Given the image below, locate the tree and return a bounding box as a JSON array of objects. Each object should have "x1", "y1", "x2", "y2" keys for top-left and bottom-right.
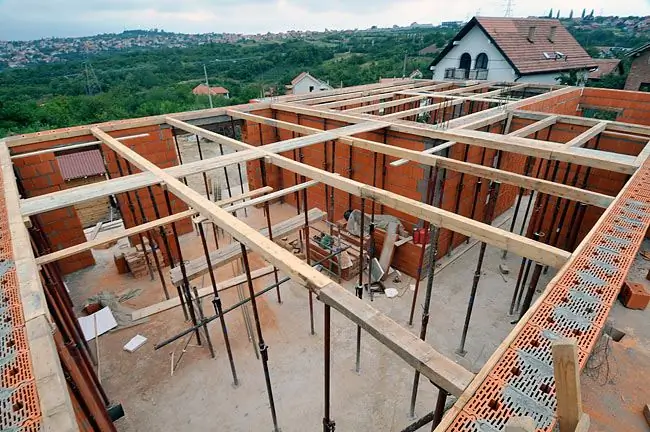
[
  {"x1": 556, "y1": 10, "x2": 560, "y2": 19},
  {"x1": 581, "y1": 9, "x2": 586, "y2": 19},
  {"x1": 548, "y1": 8, "x2": 553, "y2": 18},
  {"x1": 569, "y1": 10, "x2": 574, "y2": 19},
  {"x1": 589, "y1": 9, "x2": 594, "y2": 18}
]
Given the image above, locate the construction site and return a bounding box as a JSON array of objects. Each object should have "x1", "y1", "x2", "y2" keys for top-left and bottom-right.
[{"x1": 2, "y1": 78, "x2": 650, "y2": 432}]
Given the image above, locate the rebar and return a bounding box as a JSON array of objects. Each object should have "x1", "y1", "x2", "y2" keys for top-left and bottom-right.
[
  {"x1": 323, "y1": 303, "x2": 335, "y2": 432},
  {"x1": 302, "y1": 176, "x2": 315, "y2": 335},
  {"x1": 355, "y1": 197, "x2": 365, "y2": 373},
  {"x1": 195, "y1": 135, "x2": 220, "y2": 248}
]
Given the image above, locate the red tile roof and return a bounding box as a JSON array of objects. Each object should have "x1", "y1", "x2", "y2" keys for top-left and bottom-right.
[
  {"x1": 192, "y1": 84, "x2": 229, "y2": 96},
  {"x1": 588, "y1": 59, "x2": 622, "y2": 79},
  {"x1": 432, "y1": 17, "x2": 598, "y2": 76},
  {"x1": 476, "y1": 17, "x2": 597, "y2": 74},
  {"x1": 56, "y1": 149, "x2": 106, "y2": 180}
]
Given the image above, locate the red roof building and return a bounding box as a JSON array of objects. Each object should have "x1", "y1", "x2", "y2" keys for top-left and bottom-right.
[
  {"x1": 192, "y1": 84, "x2": 230, "y2": 98},
  {"x1": 55, "y1": 149, "x2": 106, "y2": 181}
]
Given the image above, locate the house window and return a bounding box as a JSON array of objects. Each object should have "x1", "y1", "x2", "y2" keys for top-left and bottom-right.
[
  {"x1": 309, "y1": 85, "x2": 315, "y2": 92},
  {"x1": 459, "y1": 53, "x2": 472, "y2": 79},
  {"x1": 475, "y1": 53, "x2": 488, "y2": 70}
]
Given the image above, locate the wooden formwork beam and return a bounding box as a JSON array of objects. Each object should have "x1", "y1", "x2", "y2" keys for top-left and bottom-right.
[
  {"x1": 90, "y1": 126, "x2": 474, "y2": 397},
  {"x1": 563, "y1": 122, "x2": 607, "y2": 148},
  {"x1": 229, "y1": 110, "x2": 613, "y2": 208}
]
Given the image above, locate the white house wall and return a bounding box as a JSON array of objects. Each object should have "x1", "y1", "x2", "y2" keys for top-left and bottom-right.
[
  {"x1": 431, "y1": 25, "x2": 584, "y2": 85},
  {"x1": 431, "y1": 26, "x2": 515, "y2": 82},
  {"x1": 292, "y1": 76, "x2": 332, "y2": 95}
]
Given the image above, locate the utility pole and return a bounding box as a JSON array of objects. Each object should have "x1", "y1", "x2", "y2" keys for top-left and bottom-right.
[{"x1": 203, "y1": 64, "x2": 213, "y2": 109}]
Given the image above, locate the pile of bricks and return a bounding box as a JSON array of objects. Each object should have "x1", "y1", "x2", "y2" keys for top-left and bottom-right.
[{"x1": 124, "y1": 247, "x2": 162, "y2": 279}]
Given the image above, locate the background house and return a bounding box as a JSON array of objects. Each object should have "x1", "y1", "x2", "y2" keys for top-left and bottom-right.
[
  {"x1": 588, "y1": 58, "x2": 624, "y2": 82},
  {"x1": 286, "y1": 72, "x2": 332, "y2": 95},
  {"x1": 192, "y1": 84, "x2": 230, "y2": 98},
  {"x1": 624, "y1": 43, "x2": 650, "y2": 91},
  {"x1": 429, "y1": 17, "x2": 597, "y2": 84}
]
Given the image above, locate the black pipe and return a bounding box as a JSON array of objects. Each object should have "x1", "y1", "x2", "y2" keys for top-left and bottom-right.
[
  {"x1": 431, "y1": 388, "x2": 449, "y2": 431},
  {"x1": 192, "y1": 285, "x2": 215, "y2": 358},
  {"x1": 447, "y1": 143, "x2": 470, "y2": 255},
  {"x1": 302, "y1": 176, "x2": 315, "y2": 336},
  {"x1": 195, "y1": 135, "x2": 220, "y2": 248},
  {"x1": 163, "y1": 189, "x2": 202, "y2": 346},
  {"x1": 322, "y1": 304, "x2": 335, "y2": 432},
  {"x1": 517, "y1": 261, "x2": 544, "y2": 320},
  {"x1": 197, "y1": 222, "x2": 239, "y2": 386},
  {"x1": 408, "y1": 225, "x2": 441, "y2": 417},
  {"x1": 240, "y1": 243, "x2": 280, "y2": 432},
  {"x1": 356, "y1": 197, "x2": 366, "y2": 373},
  {"x1": 171, "y1": 127, "x2": 189, "y2": 187},
  {"x1": 154, "y1": 248, "x2": 348, "y2": 349},
  {"x1": 456, "y1": 182, "x2": 501, "y2": 356},
  {"x1": 502, "y1": 155, "x2": 534, "y2": 259},
  {"x1": 230, "y1": 117, "x2": 248, "y2": 216}
]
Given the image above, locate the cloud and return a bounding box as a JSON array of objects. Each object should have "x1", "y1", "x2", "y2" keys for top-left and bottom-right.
[{"x1": 1, "y1": 0, "x2": 649, "y2": 40}]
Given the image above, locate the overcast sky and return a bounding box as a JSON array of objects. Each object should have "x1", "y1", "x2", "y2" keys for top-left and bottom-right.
[{"x1": 1, "y1": 0, "x2": 649, "y2": 41}]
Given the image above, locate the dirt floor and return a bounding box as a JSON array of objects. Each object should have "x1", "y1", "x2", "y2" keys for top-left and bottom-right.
[{"x1": 62, "y1": 154, "x2": 650, "y2": 431}]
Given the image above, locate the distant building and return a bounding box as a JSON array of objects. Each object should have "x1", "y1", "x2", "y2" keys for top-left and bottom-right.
[
  {"x1": 429, "y1": 17, "x2": 597, "y2": 84},
  {"x1": 588, "y1": 59, "x2": 623, "y2": 81},
  {"x1": 286, "y1": 72, "x2": 332, "y2": 95},
  {"x1": 624, "y1": 43, "x2": 650, "y2": 92},
  {"x1": 192, "y1": 84, "x2": 230, "y2": 98}
]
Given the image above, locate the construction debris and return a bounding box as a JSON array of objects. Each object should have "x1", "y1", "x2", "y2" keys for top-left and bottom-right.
[{"x1": 124, "y1": 335, "x2": 148, "y2": 353}]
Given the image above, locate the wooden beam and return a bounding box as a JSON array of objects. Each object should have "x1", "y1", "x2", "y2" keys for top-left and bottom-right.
[
  {"x1": 552, "y1": 338, "x2": 583, "y2": 432},
  {"x1": 20, "y1": 148, "x2": 265, "y2": 216},
  {"x1": 295, "y1": 80, "x2": 434, "y2": 106},
  {"x1": 323, "y1": 83, "x2": 453, "y2": 109},
  {"x1": 131, "y1": 266, "x2": 275, "y2": 320},
  {"x1": 33, "y1": 187, "x2": 273, "y2": 265},
  {"x1": 512, "y1": 109, "x2": 650, "y2": 138},
  {"x1": 504, "y1": 417, "x2": 536, "y2": 432},
  {"x1": 344, "y1": 94, "x2": 429, "y2": 114},
  {"x1": 635, "y1": 141, "x2": 650, "y2": 166},
  {"x1": 90, "y1": 127, "x2": 474, "y2": 397},
  {"x1": 170, "y1": 208, "x2": 326, "y2": 286},
  {"x1": 230, "y1": 110, "x2": 613, "y2": 208},
  {"x1": 563, "y1": 122, "x2": 607, "y2": 148},
  {"x1": 10, "y1": 133, "x2": 150, "y2": 159},
  {"x1": 226, "y1": 180, "x2": 318, "y2": 213}
]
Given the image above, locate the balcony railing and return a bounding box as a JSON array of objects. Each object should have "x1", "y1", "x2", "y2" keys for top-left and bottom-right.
[{"x1": 444, "y1": 68, "x2": 489, "y2": 80}]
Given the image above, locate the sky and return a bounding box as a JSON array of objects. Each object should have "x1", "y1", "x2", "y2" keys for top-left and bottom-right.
[{"x1": 1, "y1": 0, "x2": 650, "y2": 41}]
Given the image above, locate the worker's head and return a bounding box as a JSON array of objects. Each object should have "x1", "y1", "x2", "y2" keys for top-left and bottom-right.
[{"x1": 344, "y1": 209, "x2": 353, "y2": 220}]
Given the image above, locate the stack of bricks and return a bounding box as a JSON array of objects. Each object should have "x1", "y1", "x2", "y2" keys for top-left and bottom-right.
[{"x1": 124, "y1": 247, "x2": 163, "y2": 279}]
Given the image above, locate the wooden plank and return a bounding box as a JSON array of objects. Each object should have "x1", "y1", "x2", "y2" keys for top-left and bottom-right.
[
  {"x1": 299, "y1": 80, "x2": 436, "y2": 106},
  {"x1": 552, "y1": 338, "x2": 583, "y2": 432},
  {"x1": 170, "y1": 208, "x2": 326, "y2": 286},
  {"x1": 231, "y1": 110, "x2": 614, "y2": 209},
  {"x1": 10, "y1": 133, "x2": 150, "y2": 159},
  {"x1": 325, "y1": 83, "x2": 453, "y2": 109},
  {"x1": 575, "y1": 414, "x2": 590, "y2": 432},
  {"x1": 131, "y1": 266, "x2": 275, "y2": 320},
  {"x1": 91, "y1": 127, "x2": 473, "y2": 397},
  {"x1": 378, "y1": 222, "x2": 398, "y2": 275},
  {"x1": 563, "y1": 122, "x2": 607, "y2": 148},
  {"x1": 344, "y1": 94, "x2": 429, "y2": 114},
  {"x1": 34, "y1": 187, "x2": 272, "y2": 265},
  {"x1": 318, "y1": 282, "x2": 474, "y2": 396},
  {"x1": 227, "y1": 180, "x2": 318, "y2": 213}
]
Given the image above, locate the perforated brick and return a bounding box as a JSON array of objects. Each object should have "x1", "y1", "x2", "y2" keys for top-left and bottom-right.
[
  {"x1": 0, "y1": 382, "x2": 41, "y2": 430},
  {"x1": 1, "y1": 351, "x2": 34, "y2": 388}
]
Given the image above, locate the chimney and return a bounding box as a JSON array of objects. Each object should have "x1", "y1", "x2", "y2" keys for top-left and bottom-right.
[
  {"x1": 527, "y1": 26, "x2": 536, "y2": 42},
  {"x1": 549, "y1": 26, "x2": 557, "y2": 43}
]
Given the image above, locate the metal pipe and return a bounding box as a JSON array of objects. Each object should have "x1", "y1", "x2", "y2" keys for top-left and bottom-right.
[
  {"x1": 431, "y1": 388, "x2": 449, "y2": 431},
  {"x1": 447, "y1": 143, "x2": 470, "y2": 255},
  {"x1": 112, "y1": 155, "x2": 155, "y2": 281},
  {"x1": 355, "y1": 198, "x2": 366, "y2": 373},
  {"x1": 240, "y1": 243, "x2": 281, "y2": 432},
  {"x1": 408, "y1": 165, "x2": 438, "y2": 326},
  {"x1": 517, "y1": 261, "x2": 544, "y2": 320},
  {"x1": 197, "y1": 222, "x2": 239, "y2": 386},
  {"x1": 230, "y1": 117, "x2": 248, "y2": 216},
  {"x1": 302, "y1": 175, "x2": 315, "y2": 335},
  {"x1": 154, "y1": 248, "x2": 347, "y2": 349},
  {"x1": 195, "y1": 135, "x2": 220, "y2": 248},
  {"x1": 400, "y1": 412, "x2": 434, "y2": 432},
  {"x1": 192, "y1": 285, "x2": 215, "y2": 358},
  {"x1": 323, "y1": 304, "x2": 335, "y2": 432},
  {"x1": 456, "y1": 181, "x2": 501, "y2": 356},
  {"x1": 163, "y1": 189, "x2": 202, "y2": 345},
  {"x1": 502, "y1": 155, "x2": 534, "y2": 259},
  {"x1": 171, "y1": 127, "x2": 189, "y2": 187},
  {"x1": 120, "y1": 159, "x2": 169, "y2": 298},
  {"x1": 145, "y1": 183, "x2": 188, "y2": 320},
  {"x1": 258, "y1": 156, "x2": 282, "y2": 304},
  {"x1": 408, "y1": 224, "x2": 441, "y2": 417}
]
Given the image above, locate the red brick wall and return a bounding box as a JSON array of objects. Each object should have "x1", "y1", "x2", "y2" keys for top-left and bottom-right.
[
  {"x1": 243, "y1": 110, "x2": 522, "y2": 259},
  {"x1": 13, "y1": 124, "x2": 192, "y2": 273},
  {"x1": 100, "y1": 126, "x2": 193, "y2": 265},
  {"x1": 624, "y1": 50, "x2": 650, "y2": 91},
  {"x1": 580, "y1": 87, "x2": 650, "y2": 126},
  {"x1": 13, "y1": 144, "x2": 95, "y2": 274}
]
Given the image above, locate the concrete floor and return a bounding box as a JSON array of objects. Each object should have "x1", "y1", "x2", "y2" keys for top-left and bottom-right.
[{"x1": 62, "y1": 139, "x2": 650, "y2": 431}]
